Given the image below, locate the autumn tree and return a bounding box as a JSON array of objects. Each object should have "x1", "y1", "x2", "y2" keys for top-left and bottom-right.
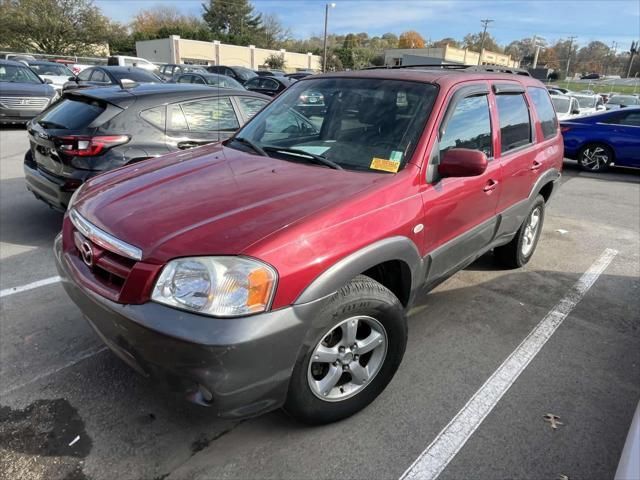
[
  {"x1": 398, "y1": 31, "x2": 426, "y2": 49},
  {"x1": 432, "y1": 37, "x2": 461, "y2": 49},
  {"x1": 463, "y1": 32, "x2": 502, "y2": 53},
  {"x1": 0, "y1": 0, "x2": 114, "y2": 55}
]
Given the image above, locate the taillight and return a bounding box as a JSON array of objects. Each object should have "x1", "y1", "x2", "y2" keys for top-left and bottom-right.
[{"x1": 56, "y1": 135, "x2": 130, "y2": 156}]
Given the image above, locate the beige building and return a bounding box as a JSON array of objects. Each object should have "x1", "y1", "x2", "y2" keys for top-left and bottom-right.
[
  {"x1": 385, "y1": 44, "x2": 519, "y2": 68},
  {"x1": 136, "y1": 36, "x2": 321, "y2": 72}
]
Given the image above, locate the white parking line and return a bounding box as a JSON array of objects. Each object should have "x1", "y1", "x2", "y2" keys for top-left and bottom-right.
[
  {"x1": 0, "y1": 276, "x2": 61, "y2": 298},
  {"x1": 400, "y1": 248, "x2": 618, "y2": 480}
]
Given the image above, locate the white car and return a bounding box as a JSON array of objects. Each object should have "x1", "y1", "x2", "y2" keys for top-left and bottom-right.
[
  {"x1": 27, "y1": 61, "x2": 74, "y2": 92},
  {"x1": 551, "y1": 94, "x2": 581, "y2": 120},
  {"x1": 107, "y1": 56, "x2": 158, "y2": 72},
  {"x1": 570, "y1": 93, "x2": 606, "y2": 116}
]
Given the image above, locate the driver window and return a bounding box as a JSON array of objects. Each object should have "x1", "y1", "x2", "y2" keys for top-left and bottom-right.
[
  {"x1": 440, "y1": 95, "x2": 492, "y2": 157},
  {"x1": 77, "y1": 69, "x2": 92, "y2": 81},
  {"x1": 263, "y1": 110, "x2": 318, "y2": 142}
]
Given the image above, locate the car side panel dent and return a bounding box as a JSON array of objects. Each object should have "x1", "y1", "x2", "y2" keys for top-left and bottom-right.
[{"x1": 294, "y1": 236, "x2": 424, "y2": 306}]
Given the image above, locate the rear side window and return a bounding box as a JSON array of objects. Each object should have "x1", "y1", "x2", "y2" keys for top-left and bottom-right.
[
  {"x1": 141, "y1": 106, "x2": 165, "y2": 130},
  {"x1": 177, "y1": 75, "x2": 191, "y2": 84},
  {"x1": 90, "y1": 70, "x2": 109, "y2": 83},
  {"x1": 180, "y1": 97, "x2": 240, "y2": 131},
  {"x1": 527, "y1": 87, "x2": 557, "y2": 140},
  {"x1": 236, "y1": 96, "x2": 269, "y2": 120},
  {"x1": 440, "y1": 95, "x2": 492, "y2": 157},
  {"x1": 77, "y1": 69, "x2": 92, "y2": 81},
  {"x1": 37, "y1": 98, "x2": 106, "y2": 130},
  {"x1": 496, "y1": 94, "x2": 532, "y2": 153},
  {"x1": 620, "y1": 112, "x2": 640, "y2": 127}
]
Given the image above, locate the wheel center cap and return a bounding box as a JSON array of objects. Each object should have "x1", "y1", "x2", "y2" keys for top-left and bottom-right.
[{"x1": 341, "y1": 352, "x2": 354, "y2": 364}]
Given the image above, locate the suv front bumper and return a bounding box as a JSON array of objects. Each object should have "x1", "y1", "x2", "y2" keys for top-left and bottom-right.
[{"x1": 54, "y1": 234, "x2": 314, "y2": 418}]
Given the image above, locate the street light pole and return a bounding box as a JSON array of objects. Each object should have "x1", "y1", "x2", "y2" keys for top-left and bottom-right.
[
  {"x1": 477, "y1": 19, "x2": 494, "y2": 65},
  {"x1": 322, "y1": 3, "x2": 336, "y2": 72},
  {"x1": 565, "y1": 36, "x2": 577, "y2": 81}
]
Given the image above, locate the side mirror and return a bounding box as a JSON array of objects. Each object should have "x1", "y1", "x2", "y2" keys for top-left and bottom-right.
[
  {"x1": 68, "y1": 76, "x2": 77, "y2": 82},
  {"x1": 572, "y1": 108, "x2": 580, "y2": 114},
  {"x1": 43, "y1": 78, "x2": 53, "y2": 84},
  {"x1": 438, "y1": 148, "x2": 488, "y2": 178}
]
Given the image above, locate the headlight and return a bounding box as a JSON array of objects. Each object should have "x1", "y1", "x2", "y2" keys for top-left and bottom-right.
[{"x1": 151, "y1": 256, "x2": 277, "y2": 317}]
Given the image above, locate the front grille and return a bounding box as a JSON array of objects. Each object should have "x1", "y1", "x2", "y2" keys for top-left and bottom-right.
[{"x1": 0, "y1": 96, "x2": 49, "y2": 110}]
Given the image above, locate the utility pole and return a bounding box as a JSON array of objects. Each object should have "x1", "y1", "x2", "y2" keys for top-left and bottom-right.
[
  {"x1": 477, "y1": 19, "x2": 494, "y2": 65},
  {"x1": 322, "y1": 3, "x2": 336, "y2": 73},
  {"x1": 626, "y1": 41, "x2": 638, "y2": 78},
  {"x1": 604, "y1": 41, "x2": 617, "y2": 76},
  {"x1": 565, "y1": 36, "x2": 577, "y2": 80}
]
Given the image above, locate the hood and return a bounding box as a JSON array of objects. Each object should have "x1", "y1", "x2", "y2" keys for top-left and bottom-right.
[
  {"x1": 76, "y1": 144, "x2": 388, "y2": 263},
  {"x1": 0, "y1": 81, "x2": 56, "y2": 97},
  {"x1": 39, "y1": 75, "x2": 68, "y2": 86}
]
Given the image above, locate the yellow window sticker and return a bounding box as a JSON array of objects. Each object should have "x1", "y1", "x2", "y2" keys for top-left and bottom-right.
[{"x1": 370, "y1": 157, "x2": 400, "y2": 173}]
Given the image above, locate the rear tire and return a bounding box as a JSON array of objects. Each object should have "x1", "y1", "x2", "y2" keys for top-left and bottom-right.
[
  {"x1": 495, "y1": 195, "x2": 545, "y2": 268},
  {"x1": 578, "y1": 143, "x2": 613, "y2": 172},
  {"x1": 284, "y1": 275, "x2": 407, "y2": 424}
]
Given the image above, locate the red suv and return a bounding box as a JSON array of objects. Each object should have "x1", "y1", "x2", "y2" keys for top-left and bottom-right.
[{"x1": 55, "y1": 67, "x2": 563, "y2": 424}]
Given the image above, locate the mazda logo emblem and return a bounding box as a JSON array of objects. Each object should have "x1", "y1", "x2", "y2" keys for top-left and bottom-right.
[{"x1": 80, "y1": 241, "x2": 94, "y2": 267}]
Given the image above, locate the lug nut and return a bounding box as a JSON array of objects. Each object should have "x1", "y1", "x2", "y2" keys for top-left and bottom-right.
[
  {"x1": 339, "y1": 346, "x2": 345, "y2": 353},
  {"x1": 343, "y1": 365, "x2": 349, "y2": 371}
]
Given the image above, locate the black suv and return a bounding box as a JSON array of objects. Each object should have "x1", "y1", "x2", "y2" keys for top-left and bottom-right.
[{"x1": 24, "y1": 83, "x2": 270, "y2": 210}]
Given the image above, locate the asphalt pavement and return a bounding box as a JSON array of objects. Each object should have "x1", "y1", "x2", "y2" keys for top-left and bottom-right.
[{"x1": 1, "y1": 126, "x2": 638, "y2": 480}]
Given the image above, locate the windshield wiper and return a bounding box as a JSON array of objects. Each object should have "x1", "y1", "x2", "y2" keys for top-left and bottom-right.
[
  {"x1": 262, "y1": 146, "x2": 343, "y2": 170},
  {"x1": 229, "y1": 136, "x2": 268, "y2": 157}
]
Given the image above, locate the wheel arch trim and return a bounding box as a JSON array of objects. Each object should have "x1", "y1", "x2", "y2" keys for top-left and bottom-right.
[{"x1": 294, "y1": 236, "x2": 424, "y2": 306}]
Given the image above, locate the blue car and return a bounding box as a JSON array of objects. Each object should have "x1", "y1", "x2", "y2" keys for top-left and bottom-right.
[{"x1": 561, "y1": 107, "x2": 640, "y2": 171}]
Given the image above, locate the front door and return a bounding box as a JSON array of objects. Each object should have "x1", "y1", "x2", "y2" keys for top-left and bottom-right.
[{"x1": 421, "y1": 83, "x2": 501, "y2": 285}]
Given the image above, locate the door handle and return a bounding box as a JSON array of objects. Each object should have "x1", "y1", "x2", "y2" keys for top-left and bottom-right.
[
  {"x1": 483, "y1": 179, "x2": 499, "y2": 193},
  {"x1": 530, "y1": 160, "x2": 542, "y2": 171}
]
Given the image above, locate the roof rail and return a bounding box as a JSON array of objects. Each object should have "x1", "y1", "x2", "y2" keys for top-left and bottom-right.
[{"x1": 364, "y1": 63, "x2": 531, "y2": 77}]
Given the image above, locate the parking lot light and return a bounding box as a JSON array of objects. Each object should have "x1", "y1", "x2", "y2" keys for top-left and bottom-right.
[{"x1": 323, "y1": 2, "x2": 336, "y2": 73}]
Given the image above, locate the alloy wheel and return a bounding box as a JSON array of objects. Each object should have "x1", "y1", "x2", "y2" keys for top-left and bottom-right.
[
  {"x1": 521, "y1": 207, "x2": 541, "y2": 257},
  {"x1": 307, "y1": 316, "x2": 388, "y2": 402},
  {"x1": 580, "y1": 146, "x2": 609, "y2": 171}
]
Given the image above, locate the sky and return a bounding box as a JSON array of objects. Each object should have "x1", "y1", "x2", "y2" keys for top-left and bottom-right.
[{"x1": 96, "y1": 0, "x2": 640, "y2": 50}]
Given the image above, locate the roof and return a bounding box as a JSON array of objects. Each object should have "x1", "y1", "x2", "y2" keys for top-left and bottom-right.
[
  {"x1": 0, "y1": 59, "x2": 30, "y2": 67},
  {"x1": 309, "y1": 66, "x2": 545, "y2": 90},
  {"x1": 27, "y1": 60, "x2": 64, "y2": 66},
  {"x1": 65, "y1": 83, "x2": 263, "y2": 104}
]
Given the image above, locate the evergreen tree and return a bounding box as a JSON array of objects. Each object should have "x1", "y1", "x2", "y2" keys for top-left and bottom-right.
[{"x1": 202, "y1": 0, "x2": 263, "y2": 45}]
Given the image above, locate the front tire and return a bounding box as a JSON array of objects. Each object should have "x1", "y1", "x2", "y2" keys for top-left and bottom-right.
[
  {"x1": 495, "y1": 195, "x2": 545, "y2": 268},
  {"x1": 578, "y1": 143, "x2": 613, "y2": 172},
  {"x1": 284, "y1": 275, "x2": 407, "y2": 424}
]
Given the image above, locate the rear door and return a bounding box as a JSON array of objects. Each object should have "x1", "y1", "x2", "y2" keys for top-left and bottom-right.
[
  {"x1": 165, "y1": 95, "x2": 242, "y2": 149},
  {"x1": 601, "y1": 110, "x2": 640, "y2": 166},
  {"x1": 421, "y1": 82, "x2": 502, "y2": 284}
]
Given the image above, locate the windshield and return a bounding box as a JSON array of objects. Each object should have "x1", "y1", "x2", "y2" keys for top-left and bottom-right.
[
  {"x1": 230, "y1": 78, "x2": 438, "y2": 173},
  {"x1": 551, "y1": 97, "x2": 571, "y2": 113},
  {"x1": 573, "y1": 96, "x2": 596, "y2": 109},
  {"x1": 30, "y1": 63, "x2": 72, "y2": 76},
  {"x1": 0, "y1": 64, "x2": 42, "y2": 84},
  {"x1": 205, "y1": 74, "x2": 244, "y2": 89},
  {"x1": 111, "y1": 69, "x2": 161, "y2": 82},
  {"x1": 608, "y1": 96, "x2": 639, "y2": 105}
]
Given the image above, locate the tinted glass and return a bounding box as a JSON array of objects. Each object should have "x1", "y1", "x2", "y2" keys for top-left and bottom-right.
[
  {"x1": 37, "y1": 98, "x2": 106, "y2": 130},
  {"x1": 245, "y1": 78, "x2": 261, "y2": 89},
  {"x1": 180, "y1": 97, "x2": 239, "y2": 131},
  {"x1": 141, "y1": 106, "x2": 165, "y2": 129},
  {"x1": 496, "y1": 94, "x2": 531, "y2": 153},
  {"x1": 528, "y1": 87, "x2": 557, "y2": 139},
  {"x1": 90, "y1": 70, "x2": 109, "y2": 83},
  {"x1": 234, "y1": 78, "x2": 438, "y2": 172},
  {"x1": 168, "y1": 104, "x2": 188, "y2": 130},
  {"x1": 440, "y1": 95, "x2": 492, "y2": 157},
  {"x1": 0, "y1": 64, "x2": 42, "y2": 84},
  {"x1": 262, "y1": 78, "x2": 279, "y2": 90},
  {"x1": 30, "y1": 63, "x2": 72, "y2": 76},
  {"x1": 192, "y1": 75, "x2": 206, "y2": 85},
  {"x1": 574, "y1": 96, "x2": 596, "y2": 108},
  {"x1": 608, "y1": 95, "x2": 640, "y2": 105},
  {"x1": 237, "y1": 96, "x2": 269, "y2": 119},
  {"x1": 110, "y1": 69, "x2": 159, "y2": 82},
  {"x1": 204, "y1": 74, "x2": 243, "y2": 89},
  {"x1": 618, "y1": 111, "x2": 640, "y2": 126},
  {"x1": 233, "y1": 67, "x2": 257, "y2": 81},
  {"x1": 177, "y1": 75, "x2": 191, "y2": 84},
  {"x1": 77, "y1": 69, "x2": 92, "y2": 81}
]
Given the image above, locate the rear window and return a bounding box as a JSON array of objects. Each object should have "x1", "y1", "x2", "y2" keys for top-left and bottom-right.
[
  {"x1": 110, "y1": 69, "x2": 159, "y2": 82},
  {"x1": 528, "y1": 87, "x2": 558, "y2": 140},
  {"x1": 496, "y1": 94, "x2": 532, "y2": 153},
  {"x1": 37, "y1": 98, "x2": 106, "y2": 130}
]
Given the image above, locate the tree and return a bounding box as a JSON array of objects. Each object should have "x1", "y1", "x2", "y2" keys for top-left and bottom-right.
[
  {"x1": 0, "y1": 0, "x2": 113, "y2": 55},
  {"x1": 202, "y1": 0, "x2": 263, "y2": 45},
  {"x1": 381, "y1": 33, "x2": 399, "y2": 48},
  {"x1": 260, "y1": 14, "x2": 290, "y2": 49},
  {"x1": 398, "y1": 31, "x2": 425, "y2": 49},
  {"x1": 575, "y1": 41, "x2": 610, "y2": 74},
  {"x1": 463, "y1": 32, "x2": 502, "y2": 53},
  {"x1": 264, "y1": 53, "x2": 285, "y2": 70},
  {"x1": 132, "y1": 6, "x2": 211, "y2": 42},
  {"x1": 432, "y1": 37, "x2": 460, "y2": 49}
]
